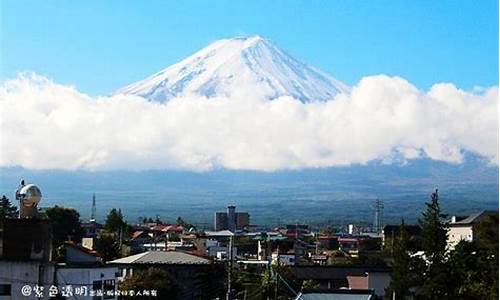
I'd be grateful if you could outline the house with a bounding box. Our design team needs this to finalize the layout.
[81,221,103,238]
[56,243,119,300]
[291,265,391,297]
[318,236,339,250]
[64,242,102,265]
[447,210,498,249]
[0,218,55,300]
[382,225,421,245]
[271,252,295,266]
[0,220,119,300]
[294,289,374,300]
[346,270,391,298]
[338,237,360,256]
[310,254,329,265]
[109,251,214,300]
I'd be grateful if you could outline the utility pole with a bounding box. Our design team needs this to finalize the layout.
[119,225,123,248]
[274,245,280,300]
[226,235,234,300]
[373,198,384,233]
[90,193,96,222]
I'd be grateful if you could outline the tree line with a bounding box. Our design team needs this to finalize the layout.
[386,190,498,299]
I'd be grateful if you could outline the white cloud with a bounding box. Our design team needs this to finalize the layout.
[0,73,497,171]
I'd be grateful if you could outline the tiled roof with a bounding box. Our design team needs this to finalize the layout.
[205,230,234,237]
[131,231,147,240]
[451,210,498,225]
[162,225,184,232]
[109,251,210,265]
[292,266,391,280]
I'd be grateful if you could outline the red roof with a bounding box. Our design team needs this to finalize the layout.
[162,225,184,233]
[131,230,147,240]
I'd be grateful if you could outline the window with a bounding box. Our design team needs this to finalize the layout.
[93,280,102,300]
[103,280,115,299]
[0,284,11,296]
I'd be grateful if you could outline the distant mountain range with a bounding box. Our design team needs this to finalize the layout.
[1,155,497,226]
[115,36,349,103]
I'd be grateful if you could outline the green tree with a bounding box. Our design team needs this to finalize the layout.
[447,214,499,299]
[302,279,320,290]
[0,195,18,220]
[45,205,83,247]
[194,264,226,299]
[176,216,194,230]
[94,233,121,261]
[385,220,420,300]
[120,267,178,300]
[104,208,126,233]
[417,189,450,299]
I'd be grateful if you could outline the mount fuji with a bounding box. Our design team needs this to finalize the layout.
[115,36,350,103]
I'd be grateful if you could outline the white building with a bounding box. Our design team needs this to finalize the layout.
[0,261,56,300]
[271,253,295,266]
[447,210,497,249]
[56,243,119,300]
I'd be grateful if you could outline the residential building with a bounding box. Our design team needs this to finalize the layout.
[214,212,228,231]
[271,253,295,266]
[447,210,498,249]
[382,224,421,246]
[56,243,119,300]
[347,270,392,298]
[0,218,55,300]
[291,265,391,296]
[110,251,214,300]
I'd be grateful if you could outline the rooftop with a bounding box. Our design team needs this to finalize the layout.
[295,289,374,300]
[205,230,235,237]
[450,210,498,226]
[109,251,210,265]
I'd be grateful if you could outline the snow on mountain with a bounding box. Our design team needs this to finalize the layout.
[115,36,350,102]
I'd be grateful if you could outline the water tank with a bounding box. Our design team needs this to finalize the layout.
[16,182,42,218]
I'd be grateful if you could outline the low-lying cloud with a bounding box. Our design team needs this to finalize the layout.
[0,73,497,171]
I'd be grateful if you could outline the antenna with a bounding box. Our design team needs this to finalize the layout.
[373,198,384,234]
[90,193,96,222]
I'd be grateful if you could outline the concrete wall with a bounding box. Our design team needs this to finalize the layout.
[57,267,119,300]
[0,261,55,300]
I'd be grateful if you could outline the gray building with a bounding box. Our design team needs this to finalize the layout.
[214,205,250,231]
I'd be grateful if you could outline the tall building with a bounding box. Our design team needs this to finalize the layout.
[214,212,228,231]
[227,205,236,232]
[236,212,250,230]
[214,205,250,231]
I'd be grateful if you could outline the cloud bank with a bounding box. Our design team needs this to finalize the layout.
[0,73,497,171]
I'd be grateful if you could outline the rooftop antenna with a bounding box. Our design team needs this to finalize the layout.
[373,198,384,234]
[90,193,96,222]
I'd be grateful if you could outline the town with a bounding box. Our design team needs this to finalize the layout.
[0,180,497,300]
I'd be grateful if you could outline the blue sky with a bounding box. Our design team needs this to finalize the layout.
[1,0,498,95]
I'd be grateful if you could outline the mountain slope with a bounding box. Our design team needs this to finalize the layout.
[115,36,349,102]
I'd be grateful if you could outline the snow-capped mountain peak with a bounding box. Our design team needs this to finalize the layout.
[115,36,349,102]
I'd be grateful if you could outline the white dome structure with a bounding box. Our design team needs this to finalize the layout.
[16,181,42,218]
